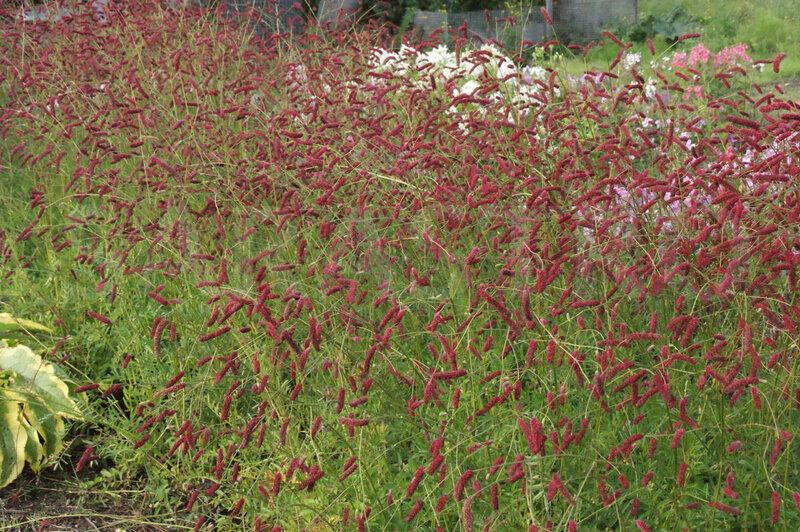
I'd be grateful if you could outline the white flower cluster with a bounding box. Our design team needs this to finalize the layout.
[416,44,456,71]
[370,46,414,77]
[622,52,641,71]
[644,78,658,99]
[368,42,558,126]
[522,65,548,83]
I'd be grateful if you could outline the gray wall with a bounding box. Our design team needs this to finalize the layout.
[414,8,548,46]
[317,0,359,27]
[554,0,638,41]
[208,0,305,34]
[414,0,637,44]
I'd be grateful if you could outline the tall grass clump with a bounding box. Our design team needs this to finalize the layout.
[1,1,800,530]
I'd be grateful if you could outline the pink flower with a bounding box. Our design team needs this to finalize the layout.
[671,52,688,68]
[683,85,703,100]
[689,43,711,66]
[714,44,751,67]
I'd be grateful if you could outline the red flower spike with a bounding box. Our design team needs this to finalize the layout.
[198,326,230,342]
[454,470,475,502]
[406,466,425,499]
[601,30,625,48]
[774,53,786,73]
[87,310,111,325]
[770,438,783,466]
[671,428,685,449]
[435,494,448,512]
[773,491,781,523]
[677,462,687,487]
[709,501,742,515]
[75,445,97,472]
[231,498,244,516]
[724,472,739,499]
[461,496,474,531]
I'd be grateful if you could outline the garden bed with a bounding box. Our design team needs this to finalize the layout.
[1,1,799,530]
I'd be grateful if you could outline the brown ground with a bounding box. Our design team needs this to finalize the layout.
[0,471,174,532]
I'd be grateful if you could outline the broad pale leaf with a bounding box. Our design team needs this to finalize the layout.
[0,344,80,419]
[22,400,65,457]
[19,407,45,473]
[0,394,28,488]
[0,313,53,335]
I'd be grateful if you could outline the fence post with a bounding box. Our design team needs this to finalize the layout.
[545,0,553,39]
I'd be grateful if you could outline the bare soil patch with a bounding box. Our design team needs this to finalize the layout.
[0,472,174,532]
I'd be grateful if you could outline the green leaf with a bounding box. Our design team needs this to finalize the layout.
[0,394,27,489]
[0,313,53,336]
[0,344,81,420]
[19,411,45,473]
[22,400,65,457]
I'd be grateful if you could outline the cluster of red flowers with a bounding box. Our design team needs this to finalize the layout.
[2,1,799,529]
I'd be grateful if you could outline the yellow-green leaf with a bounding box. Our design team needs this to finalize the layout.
[0,313,53,336]
[22,401,65,457]
[0,344,80,420]
[20,412,45,473]
[0,396,27,488]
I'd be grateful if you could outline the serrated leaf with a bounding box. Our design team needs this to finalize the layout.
[0,313,53,336]
[0,344,81,420]
[0,395,27,489]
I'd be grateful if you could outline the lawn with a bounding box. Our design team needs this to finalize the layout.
[1,1,800,531]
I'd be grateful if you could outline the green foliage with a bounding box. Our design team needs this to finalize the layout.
[0,339,81,488]
[1,1,799,529]
[639,0,800,77]
[620,5,699,43]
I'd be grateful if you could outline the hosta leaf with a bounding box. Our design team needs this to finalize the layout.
[0,344,81,420]
[22,400,65,458]
[20,411,45,473]
[0,395,27,489]
[0,313,53,336]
